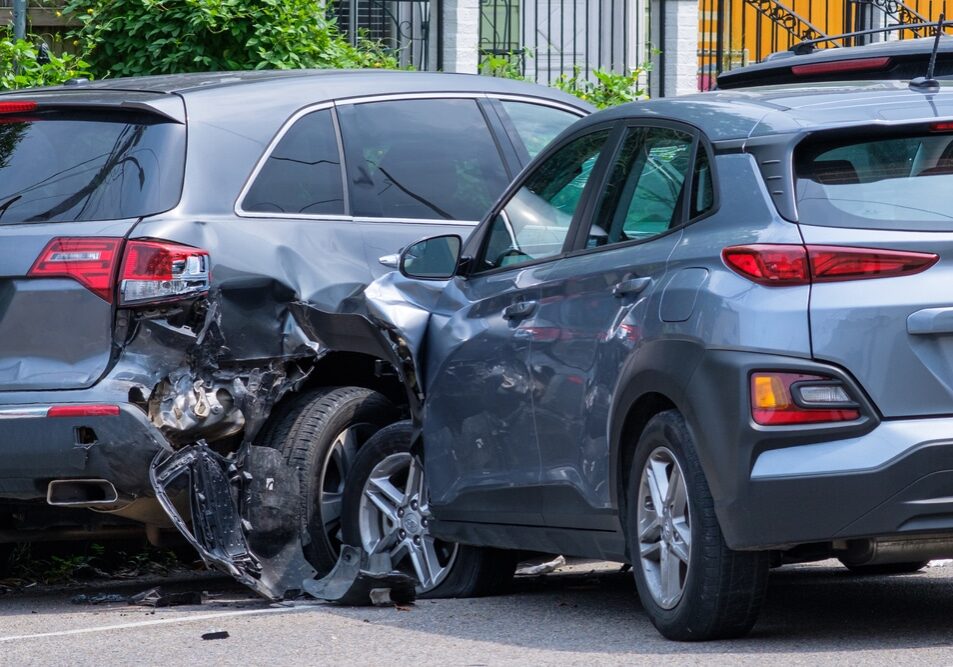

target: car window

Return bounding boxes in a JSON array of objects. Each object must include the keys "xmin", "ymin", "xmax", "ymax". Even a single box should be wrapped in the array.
[
  {"xmin": 499, "ymin": 100, "xmax": 582, "ymax": 160},
  {"xmin": 0, "ymin": 110, "xmax": 184, "ymax": 224},
  {"xmin": 337, "ymin": 98, "xmax": 509, "ymax": 221},
  {"xmin": 477, "ymin": 129, "xmax": 611, "ymax": 272},
  {"xmin": 585, "ymin": 127, "xmax": 694, "ymax": 249},
  {"xmin": 242, "ymin": 108, "xmax": 345, "ymax": 216},
  {"xmin": 794, "ymin": 133, "xmax": 953, "ymax": 231}
]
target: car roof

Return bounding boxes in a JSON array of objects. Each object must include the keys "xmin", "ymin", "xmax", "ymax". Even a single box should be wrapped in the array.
[
  {"xmin": 0, "ymin": 69, "xmax": 588, "ymax": 109},
  {"xmin": 717, "ymin": 36, "xmax": 953, "ymax": 88},
  {"xmin": 575, "ymin": 80, "xmax": 953, "ymax": 142}
]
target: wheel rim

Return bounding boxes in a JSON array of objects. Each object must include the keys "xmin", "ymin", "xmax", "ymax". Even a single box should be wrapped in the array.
[
  {"xmin": 358, "ymin": 452, "xmax": 458, "ymax": 592},
  {"xmin": 318, "ymin": 425, "xmax": 372, "ymax": 556},
  {"xmin": 636, "ymin": 446, "xmax": 691, "ymax": 610}
]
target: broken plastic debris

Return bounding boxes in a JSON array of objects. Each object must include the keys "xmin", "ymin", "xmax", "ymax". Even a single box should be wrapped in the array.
[
  {"xmin": 515, "ymin": 555, "xmax": 567, "ymax": 576},
  {"xmin": 303, "ymin": 545, "xmax": 417, "ymax": 606},
  {"xmin": 129, "ymin": 586, "xmax": 203, "ymax": 607},
  {"xmin": 69, "ymin": 592, "xmax": 127, "ymax": 605},
  {"xmin": 201, "ymin": 630, "xmax": 230, "ymax": 640}
]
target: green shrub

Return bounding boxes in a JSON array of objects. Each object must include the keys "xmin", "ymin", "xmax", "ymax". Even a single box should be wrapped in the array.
[
  {"xmin": 553, "ymin": 66, "xmax": 648, "ymax": 108},
  {"xmin": 62, "ymin": 0, "xmax": 398, "ymax": 78},
  {"xmin": 0, "ymin": 28, "xmax": 93, "ymax": 90}
]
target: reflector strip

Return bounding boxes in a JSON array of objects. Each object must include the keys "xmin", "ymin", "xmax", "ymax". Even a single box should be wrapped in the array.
[{"xmin": 47, "ymin": 405, "xmax": 120, "ymax": 418}]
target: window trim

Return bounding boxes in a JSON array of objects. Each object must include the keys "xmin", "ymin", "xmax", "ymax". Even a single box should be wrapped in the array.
[
  {"xmin": 463, "ymin": 120, "xmax": 623, "ymax": 278},
  {"xmin": 563, "ymin": 119, "xmax": 721, "ymax": 258},
  {"xmin": 235, "ymin": 93, "xmax": 587, "ymax": 224}
]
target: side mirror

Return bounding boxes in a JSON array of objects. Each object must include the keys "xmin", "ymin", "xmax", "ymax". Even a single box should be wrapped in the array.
[{"xmin": 399, "ymin": 234, "xmax": 462, "ymax": 280}]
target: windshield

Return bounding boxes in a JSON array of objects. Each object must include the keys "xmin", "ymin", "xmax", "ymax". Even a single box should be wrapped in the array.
[
  {"xmin": 0, "ymin": 110, "xmax": 185, "ymax": 224},
  {"xmin": 795, "ymin": 132, "xmax": 953, "ymax": 231}
]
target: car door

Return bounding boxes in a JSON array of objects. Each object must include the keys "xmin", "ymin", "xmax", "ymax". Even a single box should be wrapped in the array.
[
  {"xmin": 420, "ymin": 126, "xmax": 616, "ymax": 525},
  {"xmin": 527, "ymin": 122, "xmax": 714, "ymax": 528}
]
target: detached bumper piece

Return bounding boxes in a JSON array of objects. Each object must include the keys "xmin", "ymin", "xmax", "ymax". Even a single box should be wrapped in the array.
[
  {"xmin": 150, "ymin": 443, "xmax": 316, "ymax": 600},
  {"xmin": 304, "ymin": 545, "xmax": 417, "ymax": 606}
]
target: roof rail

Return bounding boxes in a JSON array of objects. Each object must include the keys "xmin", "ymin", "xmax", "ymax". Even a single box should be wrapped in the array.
[{"xmin": 791, "ymin": 20, "xmax": 953, "ymax": 55}]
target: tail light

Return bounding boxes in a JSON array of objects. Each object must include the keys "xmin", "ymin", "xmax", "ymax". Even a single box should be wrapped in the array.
[
  {"xmin": 29, "ymin": 237, "xmax": 210, "ymax": 305},
  {"xmin": 751, "ymin": 372, "xmax": 860, "ymax": 425},
  {"xmin": 723, "ymin": 244, "xmax": 938, "ymax": 285},
  {"xmin": 119, "ymin": 240, "xmax": 210, "ymax": 305},
  {"xmin": 0, "ymin": 101, "xmax": 37, "ymax": 114},
  {"xmin": 28, "ymin": 238, "xmax": 122, "ymax": 302},
  {"xmin": 791, "ymin": 57, "xmax": 891, "ymax": 77}
]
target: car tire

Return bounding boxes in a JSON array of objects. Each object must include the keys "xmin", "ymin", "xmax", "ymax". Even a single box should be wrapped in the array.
[
  {"xmin": 342, "ymin": 421, "xmax": 518, "ymax": 598},
  {"xmin": 627, "ymin": 410, "xmax": 770, "ymax": 641},
  {"xmin": 264, "ymin": 386, "xmax": 399, "ymax": 575},
  {"xmin": 839, "ymin": 559, "xmax": 930, "ymax": 576}
]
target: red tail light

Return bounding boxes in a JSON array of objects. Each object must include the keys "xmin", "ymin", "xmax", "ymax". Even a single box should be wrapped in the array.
[
  {"xmin": 28, "ymin": 238, "xmax": 122, "ymax": 302},
  {"xmin": 29, "ymin": 237, "xmax": 210, "ymax": 305},
  {"xmin": 0, "ymin": 101, "xmax": 37, "ymax": 114},
  {"xmin": 791, "ymin": 57, "xmax": 892, "ymax": 77},
  {"xmin": 119, "ymin": 240, "xmax": 210, "ymax": 305},
  {"xmin": 723, "ymin": 244, "xmax": 938, "ymax": 285},
  {"xmin": 751, "ymin": 372, "xmax": 860, "ymax": 425}
]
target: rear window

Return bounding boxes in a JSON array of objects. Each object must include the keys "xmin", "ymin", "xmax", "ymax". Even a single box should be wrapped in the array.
[
  {"xmin": 795, "ymin": 132, "xmax": 953, "ymax": 231},
  {"xmin": 0, "ymin": 110, "xmax": 184, "ymax": 224}
]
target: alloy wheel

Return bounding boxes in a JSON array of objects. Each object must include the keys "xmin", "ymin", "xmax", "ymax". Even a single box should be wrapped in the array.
[
  {"xmin": 357, "ymin": 452, "xmax": 458, "ymax": 591},
  {"xmin": 636, "ymin": 446, "xmax": 691, "ymax": 610},
  {"xmin": 318, "ymin": 425, "xmax": 369, "ymax": 555}
]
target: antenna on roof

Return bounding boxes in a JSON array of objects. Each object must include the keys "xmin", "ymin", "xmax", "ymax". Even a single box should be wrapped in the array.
[{"xmin": 910, "ymin": 13, "xmax": 946, "ymax": 92}]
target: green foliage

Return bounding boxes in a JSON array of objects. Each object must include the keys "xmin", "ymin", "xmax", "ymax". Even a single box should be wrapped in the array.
[
  {"xmin": 553, "ymin": 66, "xmax": 649, "ymax": 108},
  {"xmin": 62, "ymin": 0, "xmax": 398, "ymax": 78},
  {"xmin": 0, "ymin": 28, "xmax": 93, "ymax": 91},
  {"xmin": 1, "ymin": 542, "xmax": 182, "ymax": 587},
  {"xmin": 479, "ymin": 49, "xmax": 527, "ymax": 80}
]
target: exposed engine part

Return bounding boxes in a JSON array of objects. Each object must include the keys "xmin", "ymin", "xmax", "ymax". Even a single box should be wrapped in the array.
[
  {"xmin": 836, "ymin": 536, "xmax": 953, "ymax": 566},
  {"xmin": 149, "ymin": 376, "xmax": 244, "ymax": 445}
]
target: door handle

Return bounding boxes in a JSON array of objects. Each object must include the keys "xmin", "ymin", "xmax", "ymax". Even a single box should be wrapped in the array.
[
  {"xmin": 613, "ymin": 277, "xmax": 652, "ymax": 298},
  {"xmin": 503, "ymin": 300, "xmax": 538, "ymax": 321}
]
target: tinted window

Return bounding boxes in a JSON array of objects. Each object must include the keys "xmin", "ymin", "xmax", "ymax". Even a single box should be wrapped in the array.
[
  {"xmin": 243, "ymin": 109, "xmax": 344, "ymax": 216},
  {"xmin": 0, "ymin": 111, "xmax": 184, "ymax": 224},
  {"xmin": 500, "ymin": 100, "xmax": 581, "ymax": 159},
  {"xmin": 338, "ymin": 99, "xmax": 508, "ymax": 221},
  {"xmin": 586, "ymin": 127, "xmax": 693, "ymax": 248},
  {"xmin": 478, "ymin": 129, "xmax": 610, "ymax": 272},
  {"xmin": 795, "ymin": 133, "xmax": 953, "ymax": 230}
]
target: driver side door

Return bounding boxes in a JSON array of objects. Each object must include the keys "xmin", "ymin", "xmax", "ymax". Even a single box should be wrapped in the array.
[{"xmin": 422, "ymin": 126, "xmax": 616, "ymax": 526}]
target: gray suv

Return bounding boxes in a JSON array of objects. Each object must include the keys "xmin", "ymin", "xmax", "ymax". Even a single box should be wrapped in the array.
[
  {"xmin": 338, "ymin": 80, "xmax": 953, "ymax": 640},
  {"xmin": 0, "ymin": 71, "xmax": 588, "ymax": 569}
]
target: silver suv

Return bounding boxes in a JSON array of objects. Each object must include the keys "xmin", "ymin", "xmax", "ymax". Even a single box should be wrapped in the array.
[{"xmin": 339, "ymin": 80, "xmax": 953, "ymax": 640}]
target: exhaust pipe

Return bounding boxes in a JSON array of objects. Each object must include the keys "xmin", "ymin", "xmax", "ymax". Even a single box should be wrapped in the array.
[
  {"xmin": 47, "ymin": 479, "xmax": 122, "ymax": 508},
  {"xmin": 838, "ymin": 536, "xmax": 953, "ymax": 567}
]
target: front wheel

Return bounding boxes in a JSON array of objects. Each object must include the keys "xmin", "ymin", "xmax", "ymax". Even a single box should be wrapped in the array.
[
  {"xmin": 627, "ymin": 410, "xmax": 770, "ymax": 641},
  {"xmin": 342, "ymin": 421, "xmax": 517, "ymax": 598}
]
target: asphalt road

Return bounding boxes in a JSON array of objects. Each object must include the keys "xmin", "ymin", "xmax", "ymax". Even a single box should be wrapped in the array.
[{"xmin": 3, "ymin": 559, "xmax": 953, "ymax": 665}]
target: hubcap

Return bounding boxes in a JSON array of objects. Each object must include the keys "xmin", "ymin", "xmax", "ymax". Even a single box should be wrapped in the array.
[
  {"xmin": 318, "ymin": 425, "xmax": 371, "ymax": 556},
  {"xmin": 358, "ymin": 452, "xmax": 458, "ymax": 592},
  {"xmin": 636, "ymin": 446, "xmax": 691, "ymax": 610}
]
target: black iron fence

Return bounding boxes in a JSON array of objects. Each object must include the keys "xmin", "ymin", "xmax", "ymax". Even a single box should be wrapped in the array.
[
  {"xmin": 335, "ymin": 0, "xmax": 439, "ymax": 70},
  {"xmin": 479, "ymin": 0, "xmax": 653, "ymax": 84},
  {"xmin": 699, "ymin": 0, "xmax": 953, "ymax": 90}
]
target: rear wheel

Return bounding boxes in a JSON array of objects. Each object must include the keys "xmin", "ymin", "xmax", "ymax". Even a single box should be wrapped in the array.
[
  {"xmin": 342, "ymin": 421, "xmax": 517, "ymax": 598},
  {"xmin": 628, "ymin": 410, "xmax": 769, "ymax": 641},
  {"xmin": 840, "ymin": 560, "xmax": 929, "ymax": 576},
  {"xmin": 264, "ymin": 387, "xmax": 398, "ymax": 575}
]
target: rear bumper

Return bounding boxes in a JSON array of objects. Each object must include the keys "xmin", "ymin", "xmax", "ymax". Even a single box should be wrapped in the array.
[
  {"xmin": 688, "ymin": 350, "xmax": 953, "ymax": 550},
  {"xmin": 0, "ymin": 403, "xmax": 171, "ymax": 500}
]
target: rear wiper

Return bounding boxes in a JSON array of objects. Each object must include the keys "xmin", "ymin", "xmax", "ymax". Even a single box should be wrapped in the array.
[{"xmin": 0, "ymin": 195, "xmax": 22, "ymax": 221}]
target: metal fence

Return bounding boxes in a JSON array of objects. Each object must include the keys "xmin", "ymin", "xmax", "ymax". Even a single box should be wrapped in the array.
[
  {"xmin": 335, "ymin": 0, "xmax": 439, "ymax": 70},
  {"xmin": 479, "ymin": 0, "xmax": 653, "ymax": 84},
  {"xmin": 699, "ymin": 0, "xmax": 953, "ymax": 90}
]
